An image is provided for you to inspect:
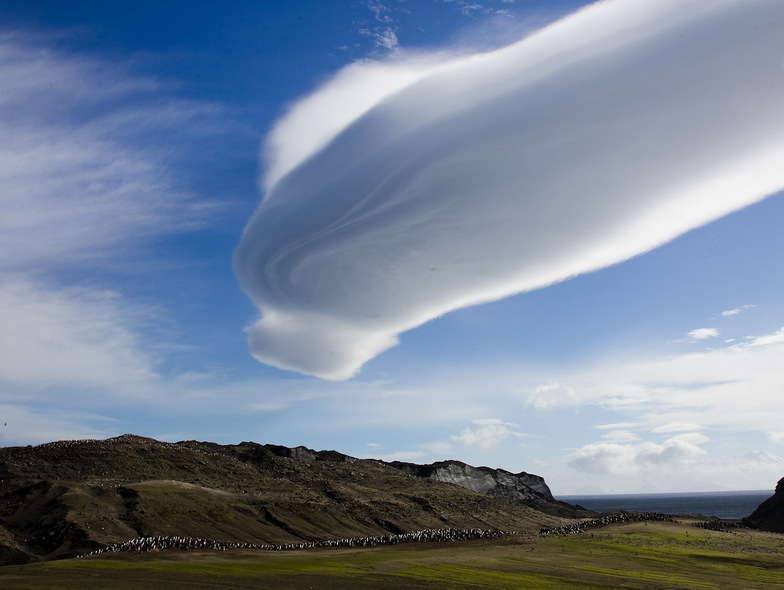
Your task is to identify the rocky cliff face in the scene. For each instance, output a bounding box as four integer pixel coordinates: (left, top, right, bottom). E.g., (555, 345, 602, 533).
(389, 460, 554, 501)
(744, 476, 784, 533)
(264, 444, 555, 502)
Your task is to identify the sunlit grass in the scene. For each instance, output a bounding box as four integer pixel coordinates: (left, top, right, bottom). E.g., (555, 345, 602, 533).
(2, 521, 783, 589)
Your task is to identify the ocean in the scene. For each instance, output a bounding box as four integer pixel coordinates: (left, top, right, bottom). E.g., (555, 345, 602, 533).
(556, 490, 773, 520)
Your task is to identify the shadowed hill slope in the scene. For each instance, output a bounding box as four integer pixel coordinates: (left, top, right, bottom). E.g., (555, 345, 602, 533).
(744, 476, 784, 533)
(0, 435, 589, 565)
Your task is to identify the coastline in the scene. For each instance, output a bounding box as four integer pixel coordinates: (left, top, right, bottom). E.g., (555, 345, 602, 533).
(557, 490, 772, 520)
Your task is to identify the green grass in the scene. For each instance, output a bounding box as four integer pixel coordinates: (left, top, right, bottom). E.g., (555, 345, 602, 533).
(2, 521, 783, 589)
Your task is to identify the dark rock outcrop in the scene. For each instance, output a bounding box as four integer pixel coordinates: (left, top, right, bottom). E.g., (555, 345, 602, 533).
(743, 476, 784, 533)
(263, 444, 357, 463)
(389, 460, 554, 501)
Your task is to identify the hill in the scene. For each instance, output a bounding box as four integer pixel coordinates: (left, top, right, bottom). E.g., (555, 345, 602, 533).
(744, 476, 784, 533)
(0, 434, 588, 565)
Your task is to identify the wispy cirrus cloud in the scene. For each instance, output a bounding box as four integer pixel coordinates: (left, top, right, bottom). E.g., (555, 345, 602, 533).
(366, 28, 399, 50)
(0, 280, 155, 388)
(358, 2, 404, 52)
(443, 0, 517, 18)
(0, 404, 119, 446)
(236, 0, 784, 380)
(0, 31, 224, 402)
(652, 423, 705, 434)
(721, 304, 756, 318)
(0, 33, 218, 274)
(572, 327, 784, 432)
(599, 430, 640, 443)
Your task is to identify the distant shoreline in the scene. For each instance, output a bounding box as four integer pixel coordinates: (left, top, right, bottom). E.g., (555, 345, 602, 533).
(556, 490, 772, 520)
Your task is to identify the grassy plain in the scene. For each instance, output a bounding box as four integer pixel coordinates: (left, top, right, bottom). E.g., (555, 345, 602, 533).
(1, 520, 783, 589)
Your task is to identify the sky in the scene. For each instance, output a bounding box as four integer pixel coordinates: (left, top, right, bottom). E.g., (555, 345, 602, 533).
(2, 0, 784, 496)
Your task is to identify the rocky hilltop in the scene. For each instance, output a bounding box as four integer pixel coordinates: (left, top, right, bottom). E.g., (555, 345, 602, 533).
(0, 434, 586, 565)
(262, 445, 553, 501)
(744, 476, 784, 533)
(390, 460, 553, 501)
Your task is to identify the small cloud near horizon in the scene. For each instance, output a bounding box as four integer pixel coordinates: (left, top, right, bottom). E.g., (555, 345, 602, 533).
(687, 328, 720, 341)
(451, 418, 525, 450)
(527, 382, 578, 410)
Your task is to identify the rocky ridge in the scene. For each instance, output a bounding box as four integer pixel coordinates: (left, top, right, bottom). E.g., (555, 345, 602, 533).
(261, 445, 553, 501)
(389, 460, 553, 501)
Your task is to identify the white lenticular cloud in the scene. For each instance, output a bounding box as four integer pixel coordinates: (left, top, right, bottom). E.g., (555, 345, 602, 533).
(236, 0, 784, 380)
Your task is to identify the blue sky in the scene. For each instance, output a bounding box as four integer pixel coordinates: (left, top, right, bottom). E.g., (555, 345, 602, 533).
(2, 0, 784, 495)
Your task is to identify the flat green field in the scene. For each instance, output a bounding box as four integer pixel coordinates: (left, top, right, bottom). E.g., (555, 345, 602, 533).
(2, 521, 783, 589)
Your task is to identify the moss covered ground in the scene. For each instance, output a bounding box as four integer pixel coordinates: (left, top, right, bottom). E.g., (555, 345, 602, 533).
(1, 520, 783, 589)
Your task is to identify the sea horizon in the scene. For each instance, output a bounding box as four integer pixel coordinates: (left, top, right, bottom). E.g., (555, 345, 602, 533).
(556, 489, 773, 520)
